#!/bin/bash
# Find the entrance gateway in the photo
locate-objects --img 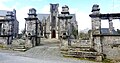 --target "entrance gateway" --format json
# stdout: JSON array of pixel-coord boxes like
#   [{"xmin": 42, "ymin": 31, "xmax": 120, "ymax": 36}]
[{"xmin": 89, "ymin": 4, "xmax": 120, "ymax": 60}]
